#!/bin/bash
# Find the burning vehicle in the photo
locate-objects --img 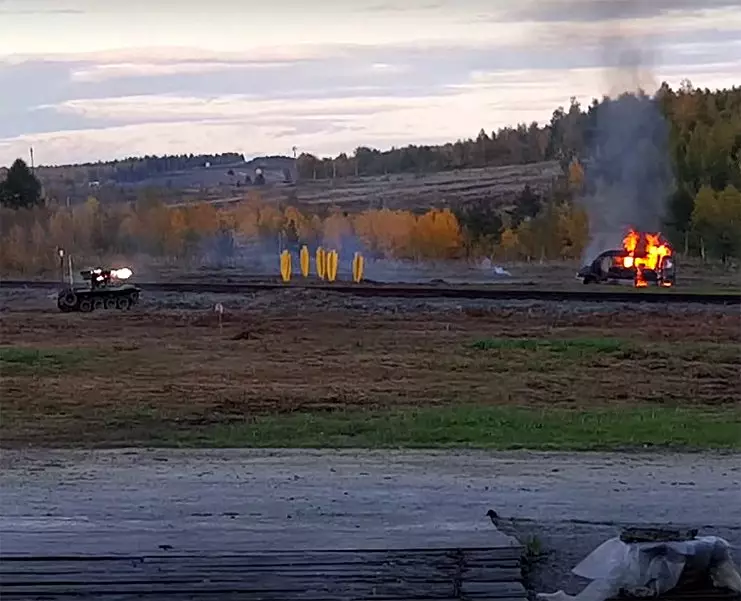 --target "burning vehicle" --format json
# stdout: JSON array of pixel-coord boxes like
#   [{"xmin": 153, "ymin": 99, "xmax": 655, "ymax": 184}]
[
  {"xmin": 578, "ymin": 229, "xmax": 676, "ymax": 287},
  {"xmin": 57, "ymin": 267, "xmax": 141, "ymax": 312}
]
